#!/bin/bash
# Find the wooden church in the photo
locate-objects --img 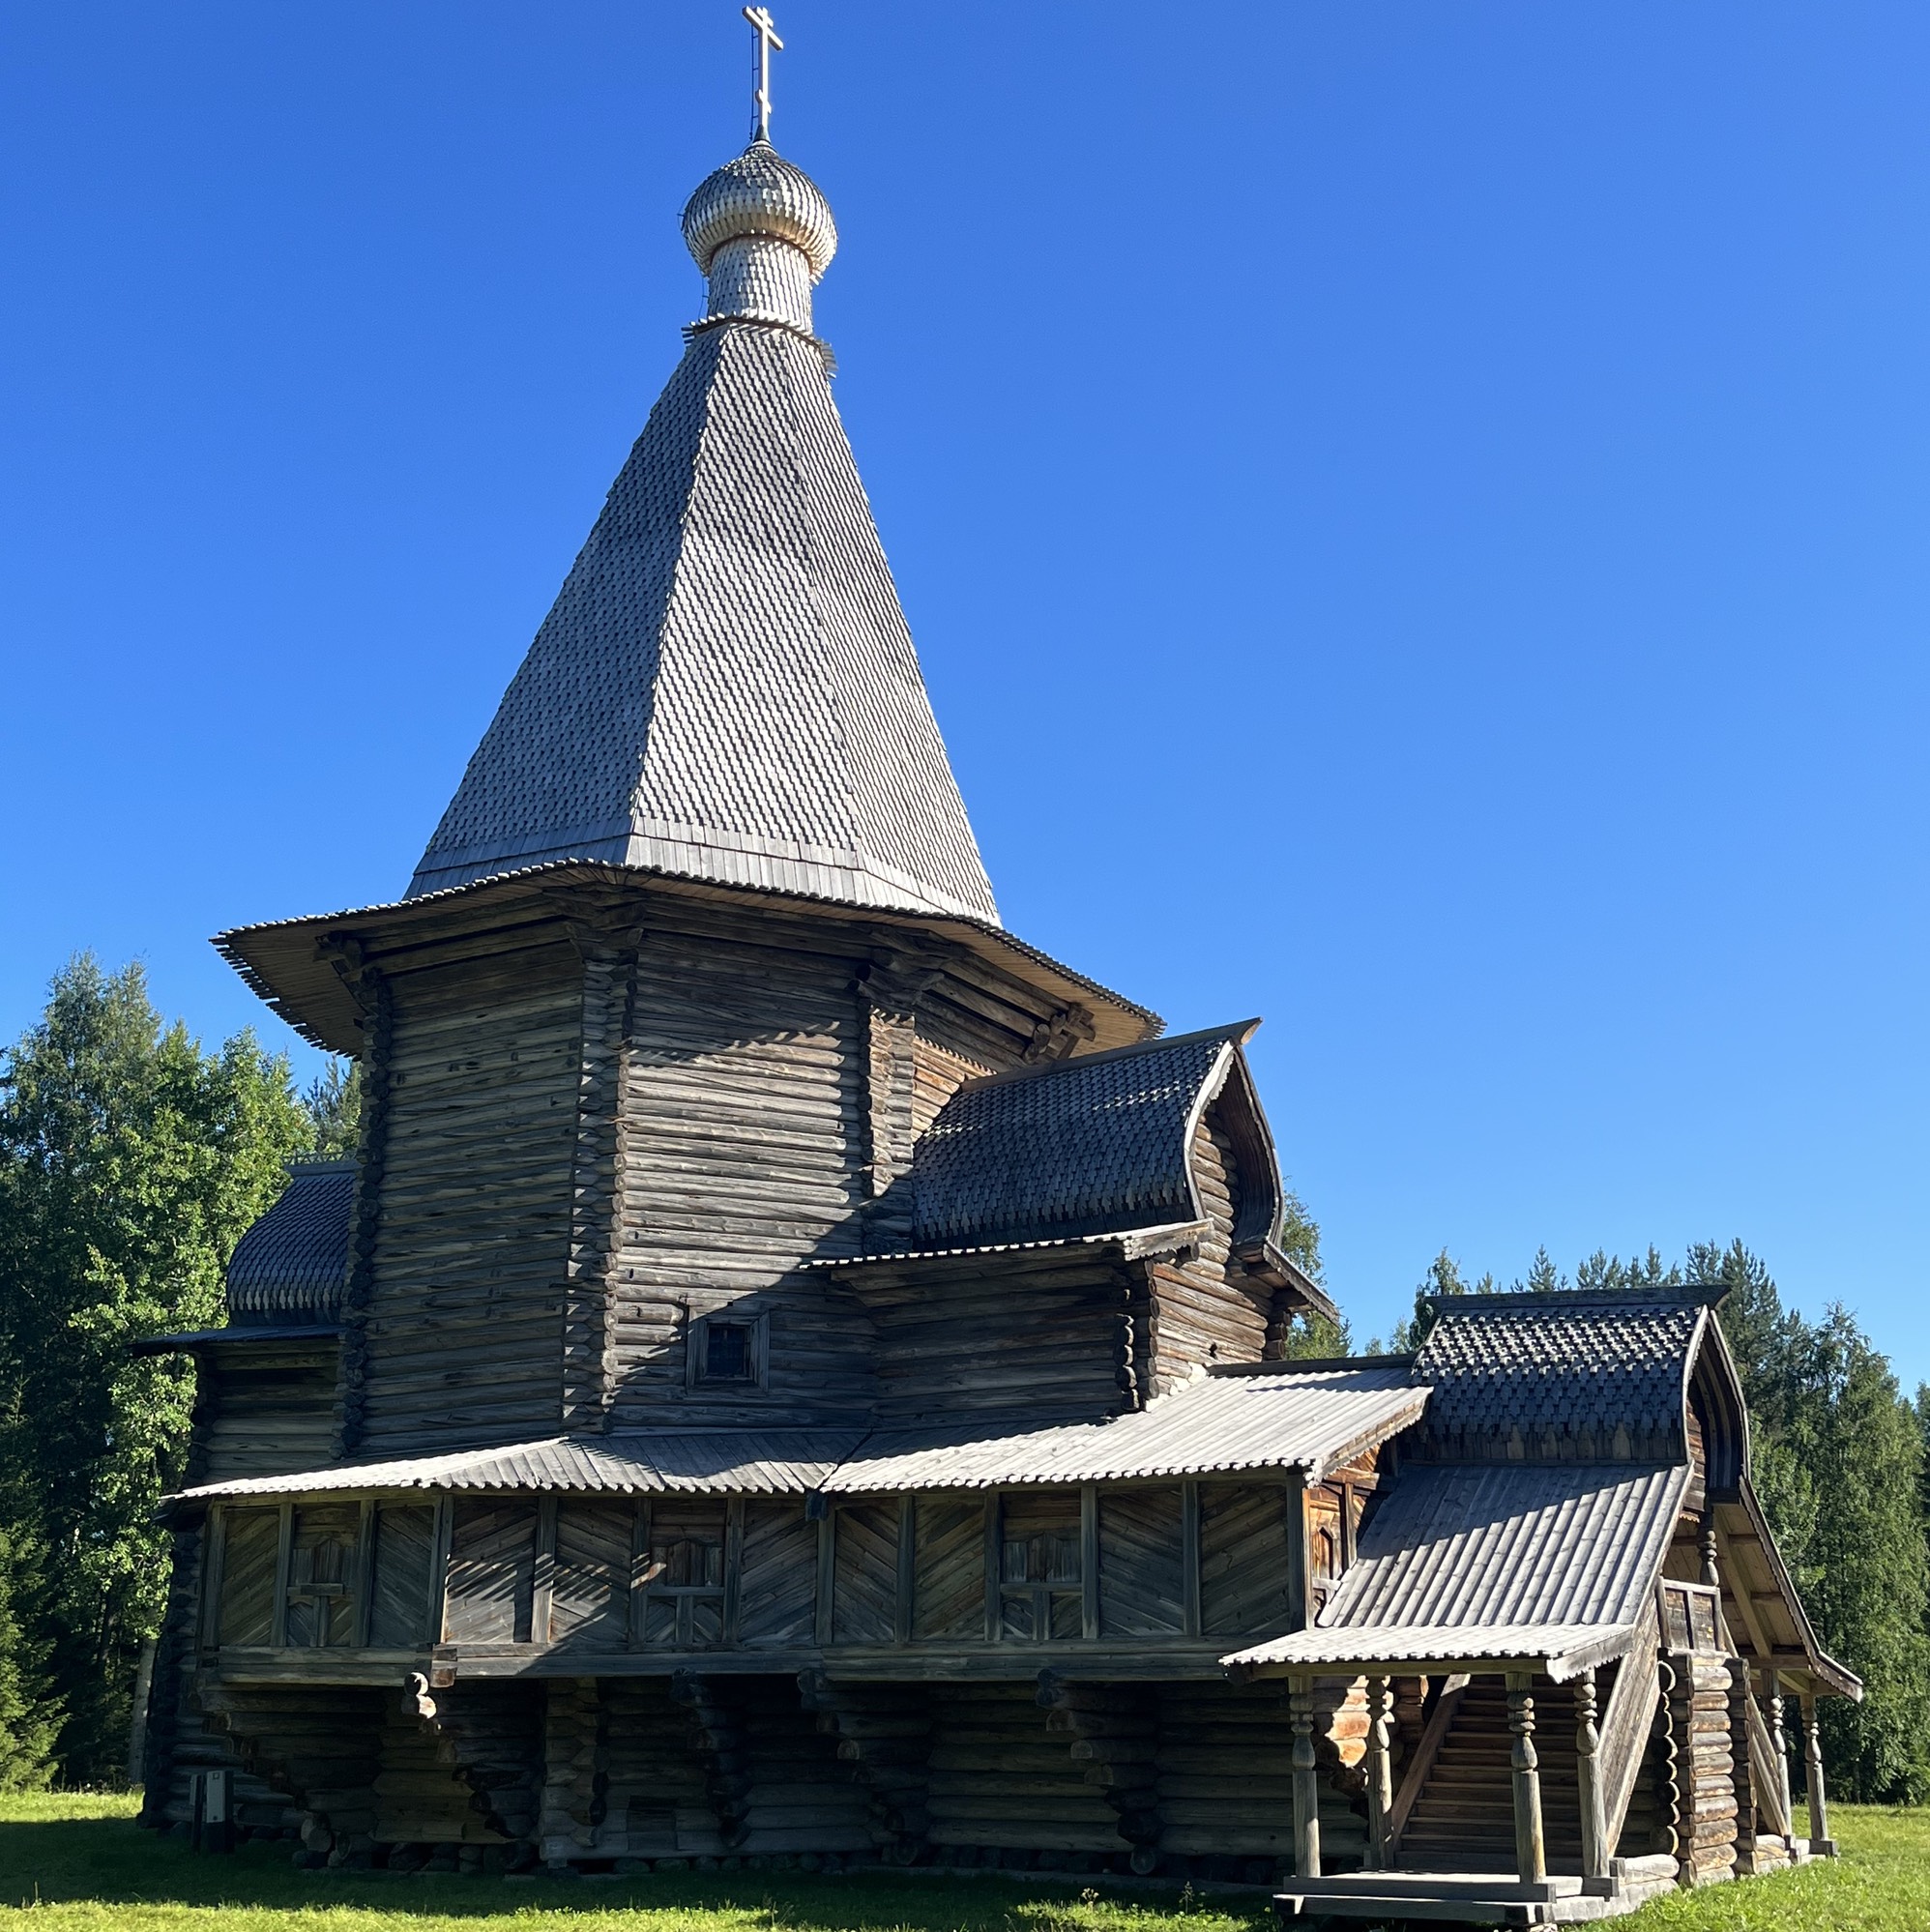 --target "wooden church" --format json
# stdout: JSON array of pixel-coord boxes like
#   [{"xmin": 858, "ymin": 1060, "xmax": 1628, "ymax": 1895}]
[{"xmin": 138, "ymin": 25, "xmax": 1857, "ymax": 1925}]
